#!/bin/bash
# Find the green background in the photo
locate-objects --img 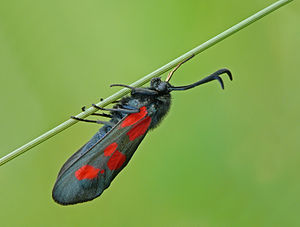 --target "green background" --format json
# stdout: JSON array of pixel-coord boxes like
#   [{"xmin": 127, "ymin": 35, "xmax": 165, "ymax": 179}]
[{"xmin": 0, "ymin": 0, "xmax": 299, "ymax": 226}]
